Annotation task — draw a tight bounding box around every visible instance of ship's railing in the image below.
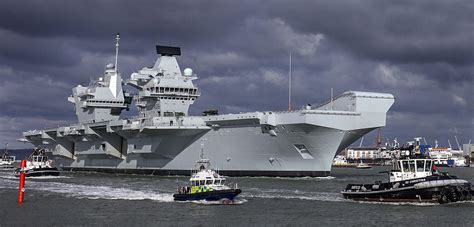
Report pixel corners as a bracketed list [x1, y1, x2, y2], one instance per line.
[24, 130, 43, 136]
[312, 92, 353, 110]
[121, 117, 207, 129]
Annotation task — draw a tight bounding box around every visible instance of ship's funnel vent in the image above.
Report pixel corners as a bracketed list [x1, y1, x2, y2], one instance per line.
[156, 45, 181, 56]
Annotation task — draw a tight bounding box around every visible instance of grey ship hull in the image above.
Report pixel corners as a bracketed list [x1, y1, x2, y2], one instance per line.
[24, 92, 394, 177]
[61, 125, 369, 177]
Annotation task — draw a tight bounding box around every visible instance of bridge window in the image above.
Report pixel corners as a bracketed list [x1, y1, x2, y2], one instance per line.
[416, 160, 425, 172]
[409, 160, 415, 172]
[206, 180, 213, 185]
[401, 161, 409, 172]
[425, 160, 432, 172]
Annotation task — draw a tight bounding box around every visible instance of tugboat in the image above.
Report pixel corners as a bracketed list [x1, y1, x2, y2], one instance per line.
[341, 139, 473, 204]
[15, 148, 60, 177]
[173, 149, 241, 202]
[0, 143, 15, 169]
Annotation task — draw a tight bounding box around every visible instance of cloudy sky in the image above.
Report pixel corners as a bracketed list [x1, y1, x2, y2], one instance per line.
[0, 0, 472, 149]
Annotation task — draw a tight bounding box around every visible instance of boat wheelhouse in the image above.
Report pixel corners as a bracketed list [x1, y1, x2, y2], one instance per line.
[389, 159, 434, 182]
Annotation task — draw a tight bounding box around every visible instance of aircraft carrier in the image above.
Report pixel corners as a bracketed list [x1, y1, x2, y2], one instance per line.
[23, 35, 395, 177]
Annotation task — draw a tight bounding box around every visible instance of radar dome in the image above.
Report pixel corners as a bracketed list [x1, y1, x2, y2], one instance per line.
[106, 63, 115, 69]
[184, 68, 193, 77]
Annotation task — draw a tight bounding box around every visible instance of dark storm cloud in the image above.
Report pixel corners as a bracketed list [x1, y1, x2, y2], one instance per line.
[0, 29, 80, 67]
[268, 0, 474, 66]
[0, 0, 472, 148]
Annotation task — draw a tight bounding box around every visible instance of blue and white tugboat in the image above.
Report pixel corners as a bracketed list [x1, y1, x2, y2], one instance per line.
[342, 140, 473, 204]
[173, 150, 241, 202]
[15, 148, 60, 177]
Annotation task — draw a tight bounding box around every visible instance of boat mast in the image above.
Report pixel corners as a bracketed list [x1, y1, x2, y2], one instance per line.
[200, 139, 206, 160]
[288, 52, 292, 111]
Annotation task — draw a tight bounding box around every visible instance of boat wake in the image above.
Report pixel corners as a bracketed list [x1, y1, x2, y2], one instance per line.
[278, 176, 336, 181]
[0, 175, 71, 180]
[189, 198, 247, 205]
[0, 178, 174, 202]
[242, 188, 344, 202]
[238, 176, 336, 181]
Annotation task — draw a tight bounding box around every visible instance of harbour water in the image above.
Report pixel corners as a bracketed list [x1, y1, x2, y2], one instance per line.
[1, 167, 473, 226]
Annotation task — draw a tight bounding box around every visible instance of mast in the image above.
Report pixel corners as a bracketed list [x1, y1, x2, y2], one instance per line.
[115, 33, 120, 73]
[331, 88, 334, 110]
[375, 128, 381, 148]
[200, 143, 204, 160]
[288, 52, 292, 111]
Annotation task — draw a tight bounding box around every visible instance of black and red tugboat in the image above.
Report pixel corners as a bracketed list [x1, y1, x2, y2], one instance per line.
[342, 139, 473, 204]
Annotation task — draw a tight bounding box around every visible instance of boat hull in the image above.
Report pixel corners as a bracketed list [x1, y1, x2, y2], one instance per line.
[15, 167, 60, 177]
[342, 175, 474, 204]
[173, 189, 242, 201]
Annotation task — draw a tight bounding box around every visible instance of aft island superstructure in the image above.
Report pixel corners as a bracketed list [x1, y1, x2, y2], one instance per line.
[24, 36, 395, 176]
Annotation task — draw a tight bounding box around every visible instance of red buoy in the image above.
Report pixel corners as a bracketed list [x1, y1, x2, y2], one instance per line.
[18, 159, 26, 203]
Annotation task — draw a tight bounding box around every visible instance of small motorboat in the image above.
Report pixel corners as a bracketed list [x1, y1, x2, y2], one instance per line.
[173, 149, 241, 202]
[355, 161, 371, 169]
[342, 140, 473, 204]
[15, 148, 60, 177]
[0, 143, 15, 169]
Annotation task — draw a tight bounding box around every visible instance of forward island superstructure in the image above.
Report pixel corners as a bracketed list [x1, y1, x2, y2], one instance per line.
[23, 36, 395, 176]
